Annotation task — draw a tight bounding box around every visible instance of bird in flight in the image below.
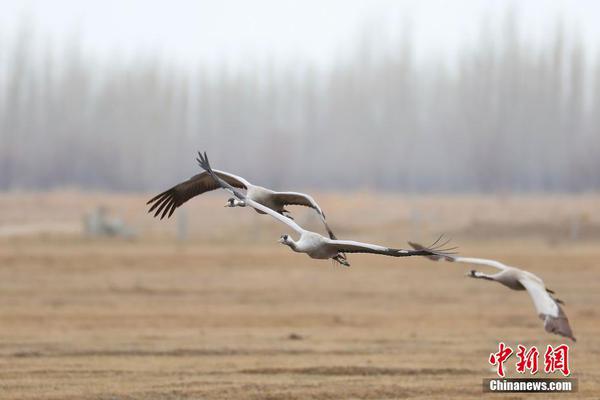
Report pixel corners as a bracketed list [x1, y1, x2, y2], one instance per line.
[409, 242, 576, 341]
[197, 151, 454, 267]
[147, 153, 347, 261]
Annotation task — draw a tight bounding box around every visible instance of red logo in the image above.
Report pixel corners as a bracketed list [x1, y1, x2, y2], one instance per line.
[544, 344, 570, 376]
[489, 342, 513, 377]
[489, 343, 570, 377]
[515, 345, 539, 374]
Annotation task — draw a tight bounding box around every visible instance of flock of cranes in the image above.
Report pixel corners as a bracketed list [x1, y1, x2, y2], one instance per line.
[148, 151, 576, 342]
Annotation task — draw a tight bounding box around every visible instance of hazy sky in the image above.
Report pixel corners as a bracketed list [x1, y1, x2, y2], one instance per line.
[1, 0, 599, 69]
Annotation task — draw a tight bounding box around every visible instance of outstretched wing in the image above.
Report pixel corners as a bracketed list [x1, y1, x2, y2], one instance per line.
[196, 153, 248, 200]
[408, 241, 456, 261]
[328, 239, 455, 258]
[273, 191, 340, 240]
[272, 191, 325, 215]
[409, 242, 507, 270]
[147, 169, 250, 219]
[196, 151, 305, 235]
[519, 275, 576, 341]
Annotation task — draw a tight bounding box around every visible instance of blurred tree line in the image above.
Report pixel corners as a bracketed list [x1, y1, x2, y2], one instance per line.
[0, 14, 598, 192]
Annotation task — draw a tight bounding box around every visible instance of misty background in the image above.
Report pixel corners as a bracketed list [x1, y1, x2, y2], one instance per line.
[1, 1, 599, 193]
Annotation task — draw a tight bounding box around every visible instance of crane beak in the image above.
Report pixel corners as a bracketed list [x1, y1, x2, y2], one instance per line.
[277, 238, 285, 244]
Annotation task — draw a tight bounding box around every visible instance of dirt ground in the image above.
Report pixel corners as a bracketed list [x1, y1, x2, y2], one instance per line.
[0, 193, 599, 399]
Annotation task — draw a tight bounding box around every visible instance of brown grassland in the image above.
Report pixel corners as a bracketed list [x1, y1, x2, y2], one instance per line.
[0, 192, 599, 399]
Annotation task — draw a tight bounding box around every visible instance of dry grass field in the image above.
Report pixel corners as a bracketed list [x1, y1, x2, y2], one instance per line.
[0, 192, 599, 399]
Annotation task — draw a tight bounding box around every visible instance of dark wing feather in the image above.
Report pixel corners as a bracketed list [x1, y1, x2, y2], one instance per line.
[519, 276, 576, 341]
[331, 239, 456, 258]
[408, 241, 457, 261]
[196, 152, 248, 201]
[147, 170, 248, 219]
[336, 246, 411, 256]
[337, 246, 447, 257]
[543, 304, 576, 341]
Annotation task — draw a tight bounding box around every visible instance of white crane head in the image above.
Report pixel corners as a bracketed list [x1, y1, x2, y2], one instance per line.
[467, 269, 495, 280]
[225, 197, 246, 208]
[278, 234, 294, 246]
